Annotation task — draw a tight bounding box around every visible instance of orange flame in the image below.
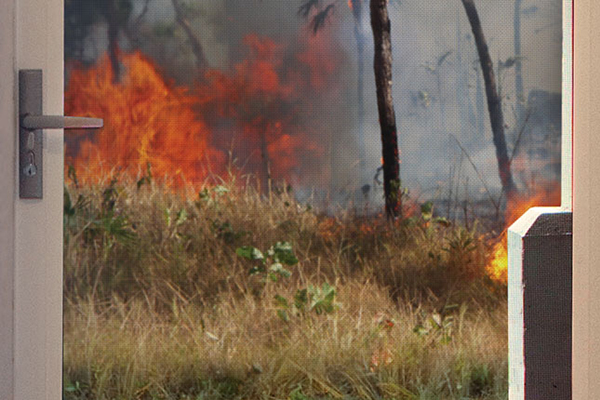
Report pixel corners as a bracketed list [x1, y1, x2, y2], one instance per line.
[65, 51, 224, 187]
[486, 183, 561, 283]
[488, 239, 508, 282]
[65, 33, 344, 190]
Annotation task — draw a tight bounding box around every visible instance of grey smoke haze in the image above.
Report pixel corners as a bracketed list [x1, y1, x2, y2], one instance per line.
[70, 0, 563, 211]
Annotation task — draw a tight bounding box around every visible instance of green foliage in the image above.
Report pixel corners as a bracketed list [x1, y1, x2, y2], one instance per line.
[413, 304, 460, 344]
[164, 206, 188, 228]
[199, 377, 242, 399]
[289, 385, 310, 400]
[268, 241, 299, 266]
[236, 246, 265, 261]
[64, 187, 88, 230]
[136, 162, 153, 189]
[405, 201, 450, 228]
[65, 179, 136, 248]
[444, 228, 477, 254]
[466, 364, 494, 397]
[212, 219, 246, 244]
[196, 185, 231, 210]
[63, 379, 88, 398]
[237, 242, 297, 282]
[307, 282, 337, 315]
[275, 282, 338, 322]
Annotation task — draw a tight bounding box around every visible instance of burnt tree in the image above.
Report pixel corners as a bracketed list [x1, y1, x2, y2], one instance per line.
[461, 0, 517, 199]
[65, 0, 132, 83]
[102, 0, 132, 83]
[370, 0, 401, 219]
[171, 0, 209, 70]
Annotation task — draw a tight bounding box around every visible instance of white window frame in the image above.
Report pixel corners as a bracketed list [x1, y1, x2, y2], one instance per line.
[0, 0, 595, 399]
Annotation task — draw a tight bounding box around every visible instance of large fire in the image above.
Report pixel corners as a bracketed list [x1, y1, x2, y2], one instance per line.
[65, 33, 343, 190]
[65, 28, 560, 285]
[486, 184, 561, 283]
[65, 51, 225, 187]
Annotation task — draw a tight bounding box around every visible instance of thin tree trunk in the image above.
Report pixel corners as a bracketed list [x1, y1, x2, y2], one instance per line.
[103, 0, 122, 83]
[107, 21, 121, 83]
[370, 0, 401, 219]
[476, 64, 485, 137]
[461, 0, 517, 199]
[171, 0, 209, 71]
[456, 13, 468, 138]
[514, 0, 525, 119]
[351, 0, 368, 185]
[260, 129, 271, 193]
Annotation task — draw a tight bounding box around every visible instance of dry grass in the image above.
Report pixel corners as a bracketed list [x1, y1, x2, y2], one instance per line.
[63, 175, 507, 399]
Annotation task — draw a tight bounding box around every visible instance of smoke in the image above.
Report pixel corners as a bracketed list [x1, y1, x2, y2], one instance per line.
[67, 0, 563, 211]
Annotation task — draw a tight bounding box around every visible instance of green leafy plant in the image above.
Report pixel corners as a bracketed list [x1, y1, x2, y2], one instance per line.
[306, 282, 337, 315]
[413, 304, 459, 344]
[211, 219, 247, 244]
[275, 282, 338, 322]
[236, 241, 298, 282]
[197, 185, 230, 207]
[405, 201, 450, 228]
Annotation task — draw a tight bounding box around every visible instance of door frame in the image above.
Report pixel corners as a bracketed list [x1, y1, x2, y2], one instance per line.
[0, 0, 64, 399]
[0, 0, 595, 399]
[572, 0, 600, 397]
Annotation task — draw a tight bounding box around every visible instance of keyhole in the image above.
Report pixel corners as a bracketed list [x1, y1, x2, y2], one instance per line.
[23, 151, 37, 177]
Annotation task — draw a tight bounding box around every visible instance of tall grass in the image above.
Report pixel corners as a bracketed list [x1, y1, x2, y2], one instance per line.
[63, 175, 507, 399]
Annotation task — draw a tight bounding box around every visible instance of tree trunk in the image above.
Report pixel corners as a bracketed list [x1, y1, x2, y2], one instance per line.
[370, 0, 401, 219]
[476, 64, 485, 137]
[107, 21, 121, 83]
[171, 0, 209, 71]
[351, 0, 368, 185]
[461, 0, 517, 199]
[103, 0, 122, 83]
[260, 129, 271, 193]
[514, 0, 525, 120]
[456, 13, 468, 138]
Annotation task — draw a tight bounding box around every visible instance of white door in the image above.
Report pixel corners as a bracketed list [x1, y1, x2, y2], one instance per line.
[0, 0, 64, 398]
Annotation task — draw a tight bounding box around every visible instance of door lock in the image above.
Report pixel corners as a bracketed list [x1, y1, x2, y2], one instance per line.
[19, 70, 103, 199]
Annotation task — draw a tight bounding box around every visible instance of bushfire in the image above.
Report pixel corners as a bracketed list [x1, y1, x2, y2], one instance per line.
[65, 32, 558, 285]
[65, 33, 344, 190]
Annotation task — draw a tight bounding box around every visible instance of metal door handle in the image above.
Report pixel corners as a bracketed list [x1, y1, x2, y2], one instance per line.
[22, 115, 103, 130]
[19, 69, 104, 199]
